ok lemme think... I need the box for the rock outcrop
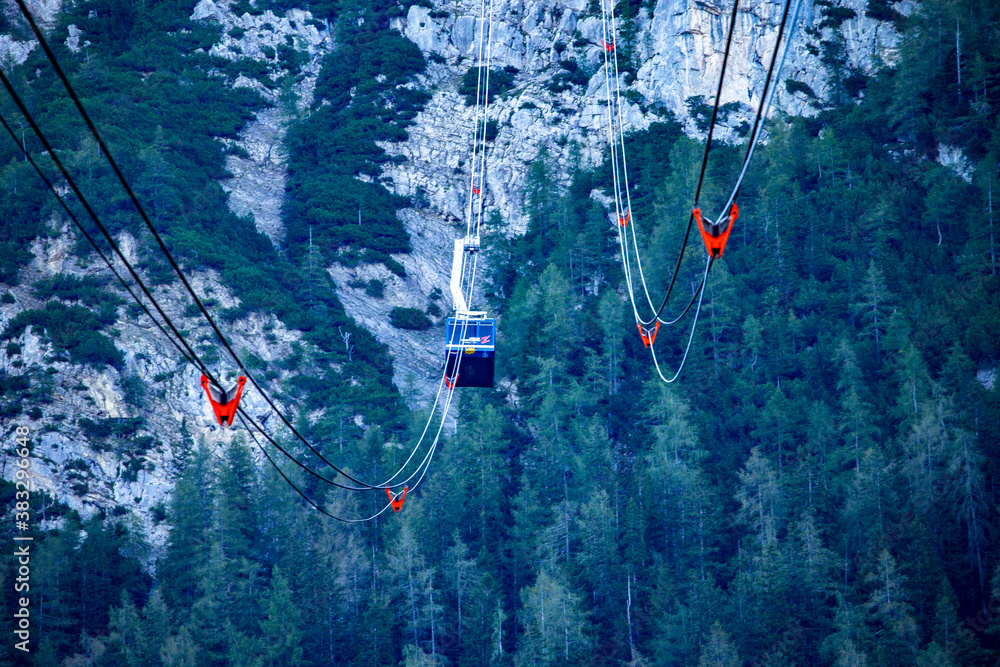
[382,0,904,235]
[1,226,307,548]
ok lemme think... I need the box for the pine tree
[803,400,837,505]
[865,550,920,665]
[697,622,740,667]
[893,344,932,430]
[752,385,795,471]
[902,392,951,514]
[644,381,705,466]
[947,430,988,594]
[821,595,871,667]
[260,567,304,667]
[735,448,781,548]
[835,338,879,473]
[523,148,557,244]
[516,568,590,666]
[792,511,839,602]
[443,533,481,647]
[843,448,899,561]
[108,590,141,666]
[213,438,264,634]
[137,590,170,667]
[851,260,893,356]
[652,570,727,667]
[597,291,626,395]
[573,490,618,609]
[161,443,215,614]
[160,626,198,667]
[185,541,233,663]
[931,577,979,663]
[385,521,438,652]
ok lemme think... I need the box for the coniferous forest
[1,0,1000,664]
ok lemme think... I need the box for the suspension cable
[0,110,196,372]
[648,256,713,383]
[2,80,463,516]
[2,52,462,510]
[0,99,421,515]
[0,71,430,497]
[605,0,740,328]
[706,0,802,226]
[13,0,442,492]
[602,0,799,338]
[11,0,495,508]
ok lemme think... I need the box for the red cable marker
[694,202,738,258]
[386,486,408,512]
[201,374,246,427]
[637,321,660,348]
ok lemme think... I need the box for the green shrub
[624,89,644,106]
[278,43,306,74]
[3,302,124,369]
[384,257,406,277]
[485,120,499,142]
[459,66,515,105]
[65,459,89,473]
[79,417,145,440]
[547,60,590,94]
[0,373,28,398]
[390,307,432,330]
[183,299,218,318]
[32,275,122,308]
[121,376,146,408]
[785,79,816,98]
[820,5,857,27]
[151,502,168,523]
[284,29,426,265]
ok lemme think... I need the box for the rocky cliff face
[1,222,307,551]
[1,0,61,65]
[384,0,904,234]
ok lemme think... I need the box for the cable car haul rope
[599,0,802,382]
[2,0,799,518]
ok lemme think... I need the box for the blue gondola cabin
[445,317,495,388]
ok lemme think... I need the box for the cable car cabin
[445,317,495,388]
